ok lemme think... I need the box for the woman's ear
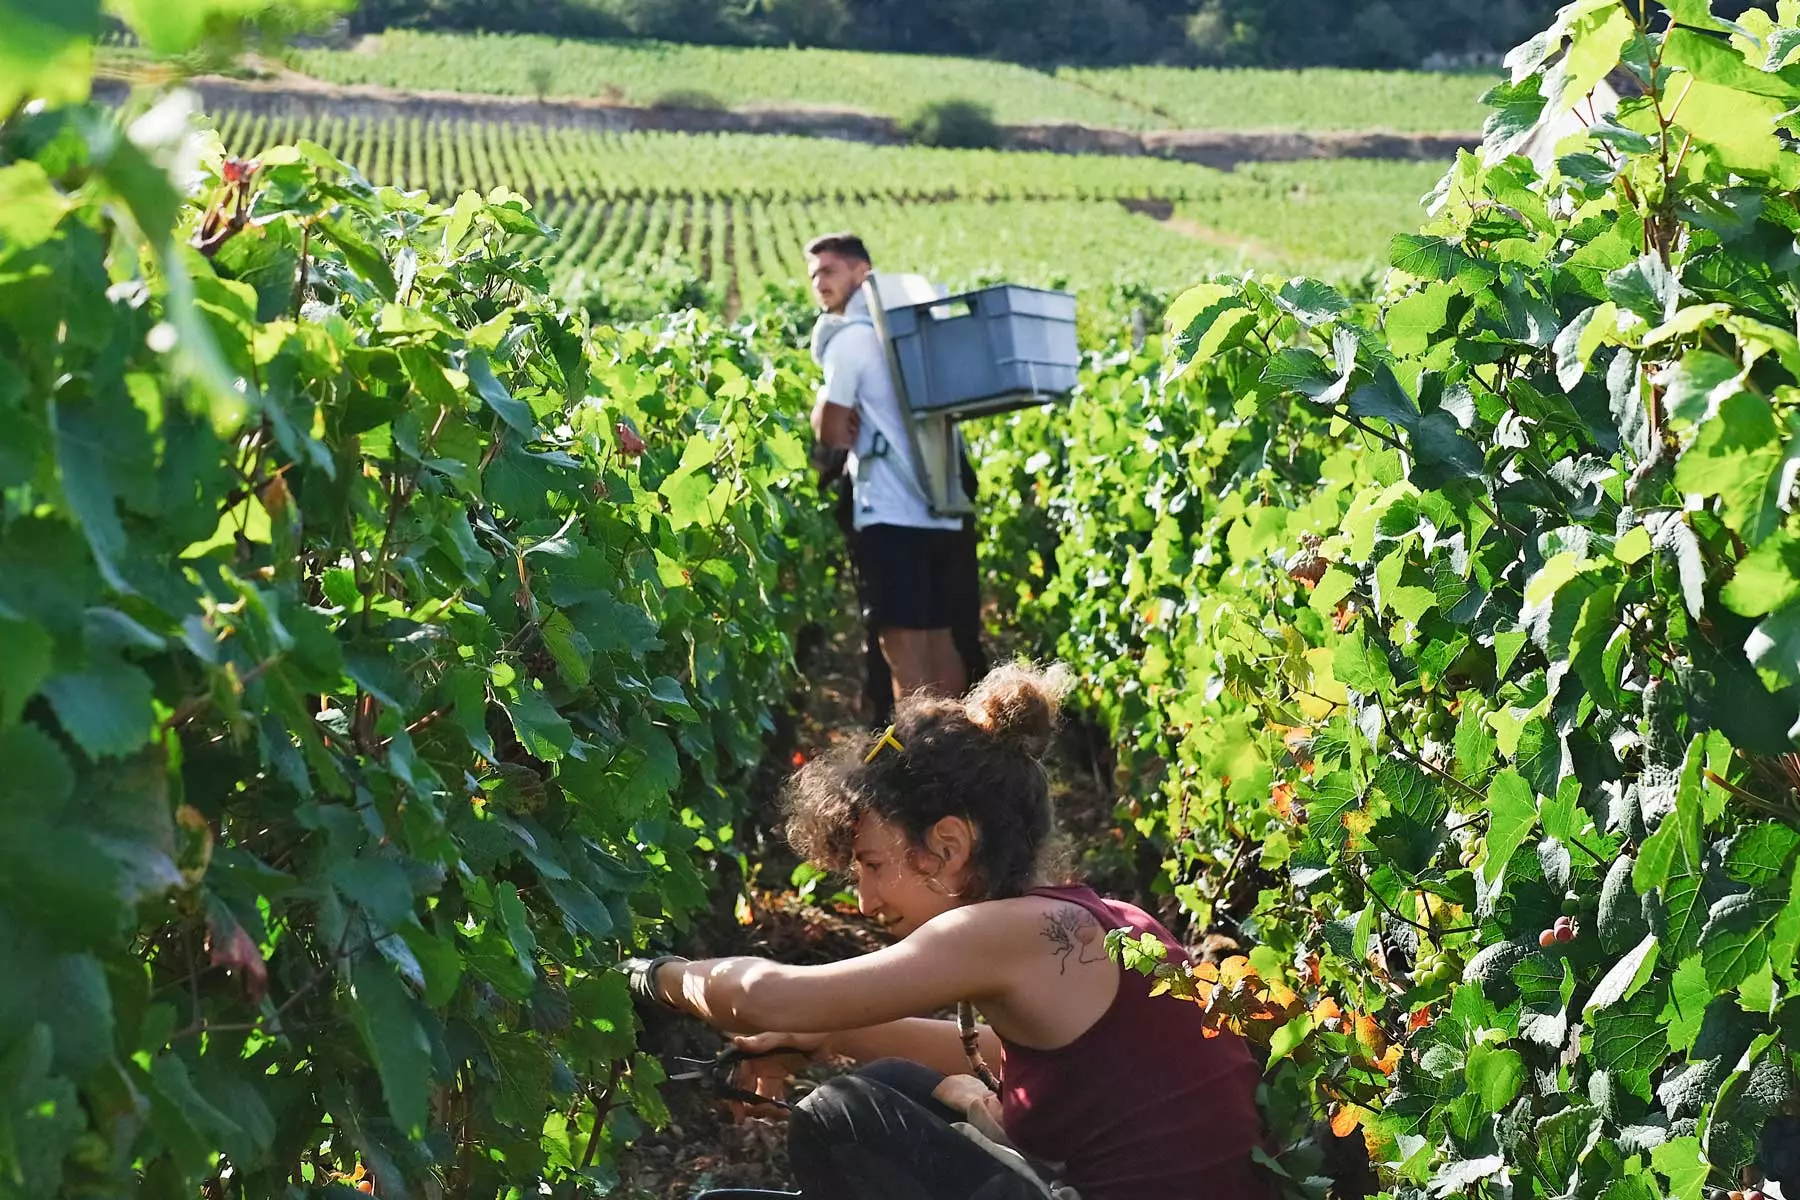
[925,816,977,880]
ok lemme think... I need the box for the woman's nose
[856,885,880,917]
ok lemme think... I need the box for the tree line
[343,0,1573,69]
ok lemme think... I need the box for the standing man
[816,434,988,724]
[806,232,968,701]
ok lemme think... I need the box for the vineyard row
[502,191,1247,312]
[214,109,1277,205]
[214,108,1437,300]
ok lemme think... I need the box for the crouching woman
[626,664,1269,1200]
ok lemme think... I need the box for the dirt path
[615,614,878,1196]
[1161,212,1282,260]
[1116,197,1284,262]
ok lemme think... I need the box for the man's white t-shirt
[819,291,961,533]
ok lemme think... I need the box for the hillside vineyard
[209,109,1442,299]
[291,29,1497,132]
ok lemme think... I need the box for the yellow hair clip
[864,725,904,763]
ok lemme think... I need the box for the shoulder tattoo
[1040,905,1106,974]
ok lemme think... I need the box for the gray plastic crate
[883,284,1078,419]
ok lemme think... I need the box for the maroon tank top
[997,886,1268,1200]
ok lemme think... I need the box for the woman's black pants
[785,1059,1044,1200]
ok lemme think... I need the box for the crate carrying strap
[958,1000,1000,1092]
[951,1001,1079,1199]
[860,278,972,519]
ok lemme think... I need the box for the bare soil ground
[616,609,900,1197]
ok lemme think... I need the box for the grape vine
[0,7,835,1194]
[981,3,1800,1198]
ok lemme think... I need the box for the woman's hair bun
[964,661,1071,758]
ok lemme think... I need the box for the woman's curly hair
[783,662,1074,901]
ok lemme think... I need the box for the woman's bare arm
[651,904,1026,1034]
[829,1017,1003,1077]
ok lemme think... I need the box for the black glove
[621,955,687,1010]
[812,440,849,484]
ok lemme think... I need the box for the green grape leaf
[1675,391,1799,544]
[1661,953,1712,1054]
[41,656,157,760]
[1553,301,1619,390]
[1274,279,1350,328]
[1262,348,1341,402]
[1454,694,1499,779]
[1707,1046,1790,1173]
[396,924,465,1009]
[1482,770,1537,885]
[1391,234,1494,288]
[0,161,71,253]
[0,618,52,731]
[1662,29,1800,184]
[1531,1103,1602,1195]
[330,856,417,931]
[1165,284,1254,370]
[501,686,574,762]
[1724,530,1800,617]
[1700,889,1786,994]
[1331,630,1393,694]
[611,712,681,822]
[1590,986,1671,1075]
[485,1031,552,1129]
[1411,410,1486,485]
[1547,3,1634,117]
[1385,284,1454,356]
[1651,1135,1710,1200]
[543,877,615,941]
[660,467,718,530]
[1636,761,1706,956]
[1483,75,1547,158]
[1585,934,1659,1015]
[1465,1043,1525,1112]
[1660,349,1740,426]
[1347,365,1420,434]
[351,957,433,1139]
[0,0,99,110]
[1515,952,1574,1047]
[468,351,537,436]
[1722,823,1800,886]
[1746,604,1800,689]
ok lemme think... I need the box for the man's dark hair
[805,232,872,265]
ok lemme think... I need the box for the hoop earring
[925,872,963,899]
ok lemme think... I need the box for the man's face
[808,250,869,314]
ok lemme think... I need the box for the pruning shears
[665,1043,804,1111]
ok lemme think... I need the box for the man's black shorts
[856,523,963,632]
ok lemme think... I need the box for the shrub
[649,86,727,111]
[901,97,1002,149]
[760,0,850,46]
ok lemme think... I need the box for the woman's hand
[932,1073,1004,1132]
[728,1032,830,1108]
